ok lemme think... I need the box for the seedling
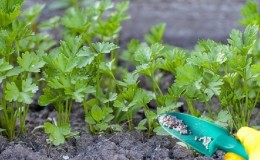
[0,0,259,152]
[34,118,79,146]
[44,122,78,146]
[0,0,46,140]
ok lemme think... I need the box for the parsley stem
[253,91,260,123]
[127,113,133,130]
[1,100,16,140]
[111,37,119,66]
[144,104,152,137]
[151,74,163,99]
[19,104,29,134]
[205,102,213,118]
[186,99,199,117]
[15,41,20,58]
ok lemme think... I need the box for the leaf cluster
[44,122,78,146]
[0,1,52,140]
[59,0,130,42]
[2,0,260,146]
[239,1,260,26]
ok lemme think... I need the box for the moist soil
[0,105,225,160]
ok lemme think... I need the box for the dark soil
[0,106,225,160]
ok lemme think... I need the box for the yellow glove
[224,127,260,160]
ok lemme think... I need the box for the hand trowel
[158,112,248,159]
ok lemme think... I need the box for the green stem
[65,100,69,124]
[95,54,102,100]
[15,41,20,59]
[127,113,133,130]
[83,99,95,134]
[111,36,120,66]
[244,87,249,117]
[69,100,72,121]
[254,91,260,124]
[151,74,163,101]
[186,99,199,116]
[205,102,213,118]
[19,103,29,134]
[226,106,237,132]
[143,104,152,137]
[61,99,72,125]
[56,101,62,126]
[2,101,16,140]
[238,102,245,128]
[112,74,123,93]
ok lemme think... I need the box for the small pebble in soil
[159,115,189,134]
[194,136,212,150]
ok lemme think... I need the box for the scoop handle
[215,135,248,160]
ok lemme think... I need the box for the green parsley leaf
[17,51,45,72]
[239,1,260,26]
[244,24,258,47]
[134,45,151,64]
[38,88,61,106]
[22,3,45,23]
[92,42,119,54]
[174,64,202,87]
[102,92,117,103]
[44,122,78,146]
[61,7,89,33]
[135,119,147,131]
[99,59,115,77]
[0,0,23,27]
[91,105,105,122]
[215,110,232,128]
[65,84,96,103]
[5,78,38,104]
[0,59,13,83]
[0,58,13,72]
[144,23,166,44]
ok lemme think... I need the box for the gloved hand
[224,127,260,160]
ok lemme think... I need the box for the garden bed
[0,0,258,160]
[0,106,225,160]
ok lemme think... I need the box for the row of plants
[1,0,260,146]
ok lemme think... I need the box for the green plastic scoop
[158,112,248,159]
